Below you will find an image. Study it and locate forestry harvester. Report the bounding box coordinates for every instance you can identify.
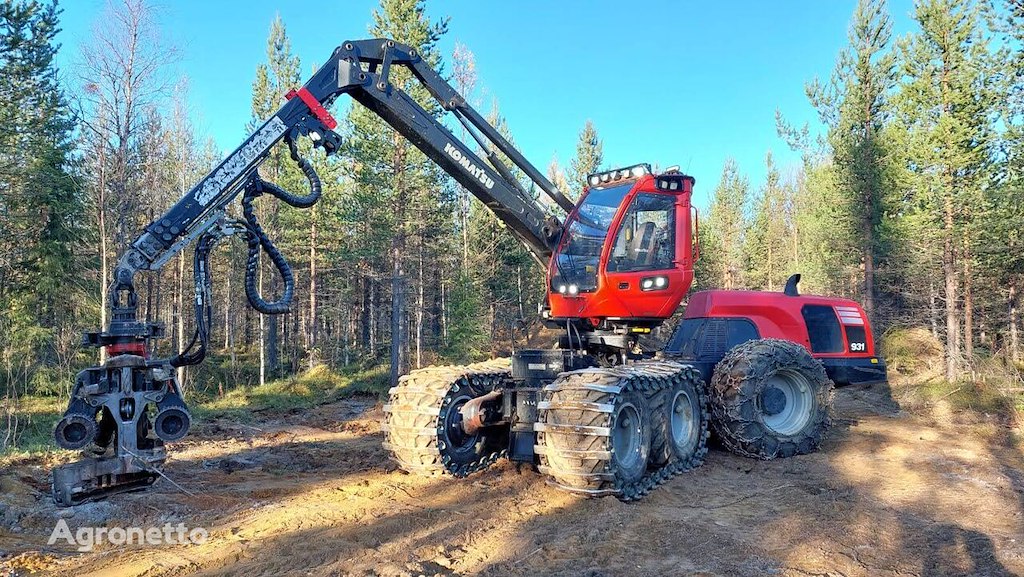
[52,39,887,505]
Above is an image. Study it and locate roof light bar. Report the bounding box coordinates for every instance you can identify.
[585,164,652,188]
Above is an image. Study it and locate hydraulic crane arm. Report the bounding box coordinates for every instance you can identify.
[118,39,568,291]
[53,38,575,506]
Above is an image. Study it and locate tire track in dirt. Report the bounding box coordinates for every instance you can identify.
[1,387,1022,577]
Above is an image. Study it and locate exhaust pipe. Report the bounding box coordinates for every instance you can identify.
[153,394,191,442]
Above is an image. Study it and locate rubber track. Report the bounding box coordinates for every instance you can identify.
[382,358,512,477]
[535,361,708,502]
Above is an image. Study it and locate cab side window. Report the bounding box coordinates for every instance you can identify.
[607,193,676,272]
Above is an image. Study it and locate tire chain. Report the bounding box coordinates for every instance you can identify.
[536,361,708,502]
[382,358,512,478]
[709,338,833,460]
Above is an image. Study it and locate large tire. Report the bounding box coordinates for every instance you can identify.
[649,368,709,470]
[535,361,703,501]
[382,359,511,477]
[710,339,833,459]
[536,377,650,497]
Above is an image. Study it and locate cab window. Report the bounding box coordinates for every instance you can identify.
[607,193,675,272]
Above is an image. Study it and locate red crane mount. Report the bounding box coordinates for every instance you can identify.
[52,38,886,506]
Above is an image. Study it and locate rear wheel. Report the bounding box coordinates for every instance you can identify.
[535,361,703,501]
[536,379,650,497]
[710,339,832,459]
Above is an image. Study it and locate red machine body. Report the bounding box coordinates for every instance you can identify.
[683,290,880,359]
[667,286,887,387]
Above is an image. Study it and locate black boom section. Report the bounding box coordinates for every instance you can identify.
[115,38,566,292]
[333,39,566,265]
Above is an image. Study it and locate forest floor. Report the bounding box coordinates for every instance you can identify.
[1,376,1023,577]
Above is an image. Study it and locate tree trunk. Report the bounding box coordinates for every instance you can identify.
[440,272,448,347]
[1010,279,1020,364]
[943,194,960,382]
[268,299,278,380]
[309,208,318,354]
[224,271,231,349]
[415,238,424,369]
[963,248,973,361]
[97,147,108,364]
[389,240,404,386]
[863,232,875,322]
[370,279,377,355]
[259,265,266,387]
[389,136,408,385]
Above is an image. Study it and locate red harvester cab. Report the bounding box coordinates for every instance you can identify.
[546,164,696,327]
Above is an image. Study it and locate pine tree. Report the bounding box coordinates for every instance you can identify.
[567,120,603,198]
[895,0,999,379]
[0,0,86,399]
[344,0,449,384]
[745,152,794,291]
[805,0,897,320]
[705,159,750,289]
[249,15,303,383]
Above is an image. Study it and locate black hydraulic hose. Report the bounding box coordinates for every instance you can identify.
[241,129,323,315]
[171,130,323,364]
[280,129,322,208]
[170,232,217,367]
[242,182,295,315]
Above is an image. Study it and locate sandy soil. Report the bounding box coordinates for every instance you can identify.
[1,384,1022,577]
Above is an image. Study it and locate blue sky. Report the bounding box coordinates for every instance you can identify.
[53,0,917,209]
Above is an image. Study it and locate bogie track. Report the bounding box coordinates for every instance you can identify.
[535,361,709,501]
[382,358,512,477]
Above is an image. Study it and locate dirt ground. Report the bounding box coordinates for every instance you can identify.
[1,383,1023,577]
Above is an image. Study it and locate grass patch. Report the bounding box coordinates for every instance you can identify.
[0,395,70,467]
[881,327,944,378]
[907,379,1017,416]
[192,363,389,421]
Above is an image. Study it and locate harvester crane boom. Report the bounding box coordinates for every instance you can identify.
[53,38,574,506]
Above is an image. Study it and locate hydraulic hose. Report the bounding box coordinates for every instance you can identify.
[241,130,322,315]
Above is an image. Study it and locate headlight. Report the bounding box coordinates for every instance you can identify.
[640,276,668,291]
[568,284,579,295]
[557,284,567,294]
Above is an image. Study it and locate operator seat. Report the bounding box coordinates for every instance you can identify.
[629,221,658,266]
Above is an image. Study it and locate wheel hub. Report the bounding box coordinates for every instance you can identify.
[760,370,815,436]
[671,390,698,450]
[442,396,478,454]
[760,386,787,416]
[612,403,642,470]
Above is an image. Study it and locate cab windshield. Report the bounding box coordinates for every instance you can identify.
[553,183,632,292]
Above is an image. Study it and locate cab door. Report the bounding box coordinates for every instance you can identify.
[602,191,691,317]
